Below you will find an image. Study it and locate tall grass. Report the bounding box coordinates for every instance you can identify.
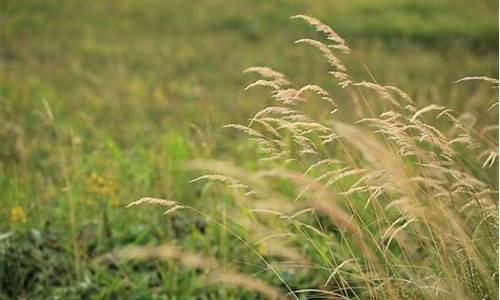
[124,15,498,299]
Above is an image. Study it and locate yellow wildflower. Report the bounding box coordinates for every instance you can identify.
[11,206,27,223]
[88,171,117,197]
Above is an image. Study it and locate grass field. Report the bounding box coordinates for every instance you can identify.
[0,0,498,299]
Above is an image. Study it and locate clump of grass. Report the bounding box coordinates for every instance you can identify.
[126,15,498,299]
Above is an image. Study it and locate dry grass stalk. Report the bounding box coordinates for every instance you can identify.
[291,15,350,54]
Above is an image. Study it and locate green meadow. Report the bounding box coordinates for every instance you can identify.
[0,0,498,299]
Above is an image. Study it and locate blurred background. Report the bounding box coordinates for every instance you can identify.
[0,0,498,298]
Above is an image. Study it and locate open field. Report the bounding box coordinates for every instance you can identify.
[0,0,498,299]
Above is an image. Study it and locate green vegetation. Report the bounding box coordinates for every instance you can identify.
[0,0,498,299]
